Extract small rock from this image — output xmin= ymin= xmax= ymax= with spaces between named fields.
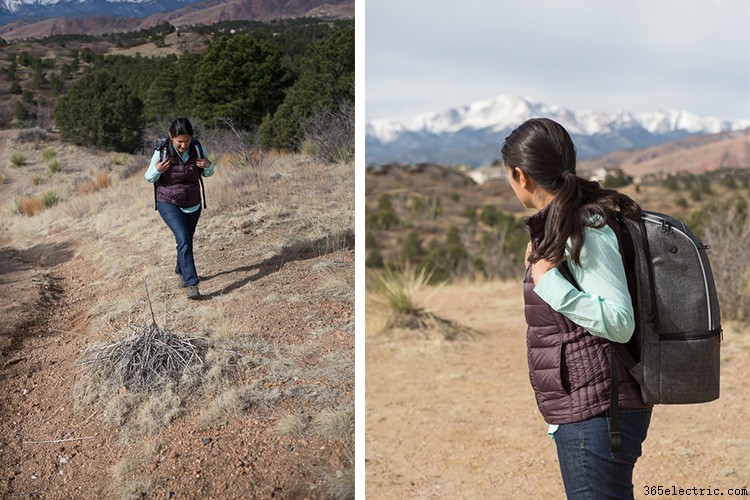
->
xmin=271 ymin=173 xmax=282 ymax=181
xmin=282 ymin=443 xmax=293 ymax=452
xmin=202 ymin=437 xmax=212 ymax=446
xmin=59 ymin=455 xmax=70 ymax=465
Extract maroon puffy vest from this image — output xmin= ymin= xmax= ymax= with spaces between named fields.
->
xmin=155 ymin=142 xmax=202 ymax=208
xmin=523 ymin=206 xmax=648 ymax=424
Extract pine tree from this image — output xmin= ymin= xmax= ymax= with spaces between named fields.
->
xmin=193 ymin=35 xmax=289 ymax=130
xmin=54 ymin=70 xmax=144 ymax=153
xmin=260 ymin=27 xmax=354 ymax=150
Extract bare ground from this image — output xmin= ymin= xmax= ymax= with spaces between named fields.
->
xmin=0 ymin=130 xmax=354 ymax=498
xmin=366 ymin=281 xmax=750 ymax=499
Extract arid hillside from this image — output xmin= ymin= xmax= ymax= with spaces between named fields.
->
xmin=579 ymin=129 xmax=750 ymax=178
xmin=0 ymin=128 xmax=354 ymax=498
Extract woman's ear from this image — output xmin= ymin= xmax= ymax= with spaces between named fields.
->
xmin=515 ymin=168 xmax=530 ymax=189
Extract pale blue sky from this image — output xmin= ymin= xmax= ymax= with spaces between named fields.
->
xmin=365 ymin=0 xmax=750 ymax=121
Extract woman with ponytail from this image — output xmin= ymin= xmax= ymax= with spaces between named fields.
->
xmin=502 ymin=118 xmax=651 ymax=499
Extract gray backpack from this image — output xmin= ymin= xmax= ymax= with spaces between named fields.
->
xmin=617 ymin=210 xmax=721 ymax=405
xmin=562 ymin=210 xmax=722 ymax=451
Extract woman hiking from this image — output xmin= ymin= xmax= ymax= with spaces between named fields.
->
xmin=145 ymin=117 xmax=214 ymax=300
xmin=501 ymin=118 xmax=651 ymax=499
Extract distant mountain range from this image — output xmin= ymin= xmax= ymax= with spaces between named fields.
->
xmin=1 ymin=0 xmax=198 ymax=23
xmin=0 ymin=0 xmax=353 ymax=39
xmin=366 ymin=95 xmax=750 ymax=167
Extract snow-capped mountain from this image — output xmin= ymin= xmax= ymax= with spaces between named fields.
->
xmin=366 ymin=95 xmax=750 ymax=167
xmin=0 ymin=0 xmax=202 ymax=24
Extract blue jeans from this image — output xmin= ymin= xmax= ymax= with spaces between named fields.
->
xmin=156 ymin=202 xmax=201 ymax=287
xmin=554 ymin=409 xmax=652 ymax=499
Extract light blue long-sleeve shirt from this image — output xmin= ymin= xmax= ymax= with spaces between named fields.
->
xmin=533 ymin=224 xmax=635 ymax=439
xmin=534 ymin=224 xmax=635 ymax=344
xmin=145 ymin=141 xmax=214 ymax=213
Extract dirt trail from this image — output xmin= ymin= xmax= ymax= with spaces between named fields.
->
xmin=366 ymin=281 xmax=750 ymax=499
xmin=0 ymin=153 xmax=354 ymax=497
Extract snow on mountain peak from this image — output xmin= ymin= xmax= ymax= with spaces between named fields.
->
xmin=1 ymin=0 xmax=144 ymax=12
xmin=367 ymin=95 xmax=750 ymax=144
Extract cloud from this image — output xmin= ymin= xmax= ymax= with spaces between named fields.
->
xmin=366 ymin=0 xmax=750 ymax=121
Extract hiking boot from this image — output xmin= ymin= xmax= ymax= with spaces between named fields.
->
xmin=177 ymin=275 xmax=187 ymax=288
xmin=187 ymin=285 xmax=201 ymax=300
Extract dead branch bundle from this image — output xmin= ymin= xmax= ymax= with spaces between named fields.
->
xmin=76 ymin=321 xmax=206 ymax=392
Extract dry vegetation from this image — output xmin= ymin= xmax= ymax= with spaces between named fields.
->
xmin=0 ymin=127 xmax=354 ymax=498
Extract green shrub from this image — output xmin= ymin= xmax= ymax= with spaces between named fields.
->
xmin=400 ymin=231 xmax=425 ymax=263
xmin=41 ymin=190 xmax=61 ymax=207
xmin=365 ymin=248 xmax=384 ymax=268
xmin=48 ymin=159 xmax=62 ymax=174
xmin=366 ymin=194 xmax=400 ymax=230
xmin=41 ymin=148 xmax=57 ymax=161
xmin=10 ymin=153 xmax=26 ymax=166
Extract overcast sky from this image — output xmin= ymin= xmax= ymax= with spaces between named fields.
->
xmin=365 ymin=0 xmax=750 ymax=122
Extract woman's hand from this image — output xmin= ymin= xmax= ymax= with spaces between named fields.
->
xmin=195 ymin=158 xmax=210 ymax=169
xmin=531 ymin=258 xmax=557 ymax=284
xmin=155 ymin=158 xmax=171 ymax=173
xmin=526 ymin=242 xmax=557 ymax=284
xmin=525 ymin=242 xmax=532 ymax=268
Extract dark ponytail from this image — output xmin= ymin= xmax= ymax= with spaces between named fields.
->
xmin=501 ymin=118 xmax=641 ymax=265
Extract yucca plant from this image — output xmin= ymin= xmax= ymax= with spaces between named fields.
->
xmin=370 ymin=263 xmax=438 ymax=317
xmin=41 ymin=190 xmax=61 ymax=208
xmin=370 ymin=263 xmax=477 ymax=340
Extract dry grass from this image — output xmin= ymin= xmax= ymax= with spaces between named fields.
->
xmin=276 ymin=414 xmax=308 ymax=436
xmin=200 ymin=384 xmax=282 ymax=426
xmin=17 ymin=196 xmax=44 ymax=216
xmin=312 ymin=403 xmax=354 ymax=441
xmin=110 ymin=442 xmax=159 ymax=498
xmin=75 ymin=171 xmax=112 ymax=196
xmin=368 ymin=265 xmax=480 ymax=340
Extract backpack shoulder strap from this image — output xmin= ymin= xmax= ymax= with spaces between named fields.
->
xmin=191 ymin=139 xmax=207 ymax=209
xmin=192 ymin=139 xmax=204 ymax=159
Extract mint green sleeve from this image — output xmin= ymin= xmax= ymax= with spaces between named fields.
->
xmin=144 ymin=149 xmax=161 ymax=183
xmin=198 ymin=143 xmax=214 ymax=178
xmin=533 ymin=225 xmax=635 ymax=343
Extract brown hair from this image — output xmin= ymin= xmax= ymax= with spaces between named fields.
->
xmin=501 ymin=118 xmax=641 ymax=265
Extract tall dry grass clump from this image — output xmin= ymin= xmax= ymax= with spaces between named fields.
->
xmin=369 ymin=264 xmax=476 ymax=340
xmin=75 ymin=171 xmax=112 ymax=196
xmin=16 ymin=196 xmax=45 ymax=216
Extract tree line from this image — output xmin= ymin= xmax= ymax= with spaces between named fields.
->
xmin=2 ymin=19 xmax=353 ymax=157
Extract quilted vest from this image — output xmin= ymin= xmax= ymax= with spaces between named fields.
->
xmin=155 ymin=143 xmax=201 ymax=208
xmin=523 ymin=205 xmax=648 ymax=424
